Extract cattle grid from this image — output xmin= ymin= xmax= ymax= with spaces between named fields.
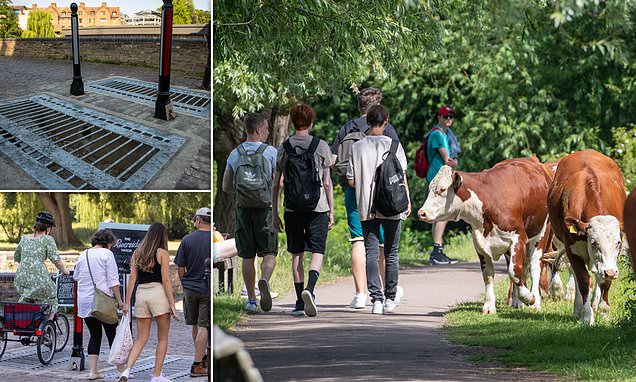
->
xmin=85 ymin=77 xmax=210 ymax=117
xmin=0 ymin=94 xmax=186 ymax=190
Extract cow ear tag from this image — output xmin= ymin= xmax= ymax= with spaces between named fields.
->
xmin=568 ymin=225 xmax=577 ymax=234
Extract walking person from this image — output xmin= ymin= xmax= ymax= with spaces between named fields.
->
xmin=347 ymin=105 xmax=411 ymax=314
xmin=272 ymin=103 xmax=334 ymax=317
xmin=73 ymin=229 xmax=125 ymax=380
xmin=175 ymin=208 xmax=211 ymax=377
xmin=426 ymin=105 xmax=460 ymax=265
xmin=117 ymin=223 xmax=179 ymax=382
xmin=222 ymin=112 xmax=279 ymax=313
xmin=14 ymin=211 xmax=70 ymax=318
xmin=331 ymin=87 xmax=402 ymax=308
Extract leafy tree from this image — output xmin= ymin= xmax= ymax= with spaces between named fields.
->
xmin=173 ymin=0 xmax=195 ymax=24
xmin=0 ymin=193 xmax=41 ymax=242
xmin=213 ymin=0 xmax=455 ymax=231
xmin=0 ymin=0 xmax=21 ymax=38
xmin=194 ymin=9 xmax=209 ymax=24
xmin=21 ymin=9 xmax=54 ymax=38
xmin=37 ymin=193 xmax=81 ymax=247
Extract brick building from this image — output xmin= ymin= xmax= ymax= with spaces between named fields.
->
xmin=29 ymin=2 xmax=121 ymax=33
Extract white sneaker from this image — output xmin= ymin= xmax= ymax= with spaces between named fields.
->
xmin=350 ymin=293 xmax=367 ymax=309
xmin=117 ymin=369 xmax=130 ymax=382
xmin=243 ymin=300 xmax=258 ymax=313
xmin=384 ymin=299 xmax=397 ymax=313
xmin=150 ymin=374 xmax=172 ymax=382
xmin=395 ymin=286 xmax=404 ymax=306
xmin=371 ymin=300 xmax=384 ymax=314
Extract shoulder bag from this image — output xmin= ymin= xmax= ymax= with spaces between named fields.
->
xmin=87 ymin=249 xmax=119 ymax=324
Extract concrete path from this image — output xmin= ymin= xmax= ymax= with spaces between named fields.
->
xmin=233 ymin=262 xmax=558 ymax=382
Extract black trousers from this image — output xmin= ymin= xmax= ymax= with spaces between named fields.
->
xmin=84 ymin=316 xmax=118 ymax=355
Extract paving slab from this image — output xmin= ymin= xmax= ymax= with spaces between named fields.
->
xmin=231 ymin=261 xmax=558 ymax=382
xmin=0 ymin=300 xmax=208 ymax=382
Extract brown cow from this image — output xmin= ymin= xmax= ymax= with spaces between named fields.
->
xmin=625 ymin=188 xmax=636 ymax=276
xmin=547 ymin=149 xmax=626 ymax=325
xmin=418 ymin=157 xmax=553 ymax=314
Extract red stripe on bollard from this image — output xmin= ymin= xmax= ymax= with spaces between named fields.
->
xmin=162 ymin=9 xmax=173 ymax=76
xmin=74 ymin=281 xmax=82 ymax=333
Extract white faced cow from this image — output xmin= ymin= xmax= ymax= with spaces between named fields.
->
xmin=419 ymin=157 xmax=553 ymax=314
xmin=547 ymin=149 xmax=626 ymax=325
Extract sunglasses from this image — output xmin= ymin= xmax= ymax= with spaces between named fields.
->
xmin=442 ymin=115 xmax=454 ymax=119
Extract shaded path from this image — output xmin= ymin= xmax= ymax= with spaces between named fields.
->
xmin=233 ymin=262 xmax=558 ymax=382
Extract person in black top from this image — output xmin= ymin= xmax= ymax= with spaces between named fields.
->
xmin=118 ymin=223 xmax=179 ymax=382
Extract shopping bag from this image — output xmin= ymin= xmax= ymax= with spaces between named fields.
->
xmin=108 ymin=313 xmax=134 ymax=365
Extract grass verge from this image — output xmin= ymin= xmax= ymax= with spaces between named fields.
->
xmin=444 ymin=255 xmax=636 ymax=382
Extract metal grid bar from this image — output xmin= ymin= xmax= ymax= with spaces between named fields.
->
xmin=86 ymin=77 xmax=210 ymax=117
xmin=0 ymin=94 xmax=186 ymax=190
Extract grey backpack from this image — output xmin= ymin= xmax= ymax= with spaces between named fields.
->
xmin=335 ymin=120 xmax=367 ymax=179
xmin=234 ymin=143 xmax=272 ymax=208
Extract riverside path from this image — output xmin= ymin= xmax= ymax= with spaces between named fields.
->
xmin=232 ymin=261 xmax=558 ymax=382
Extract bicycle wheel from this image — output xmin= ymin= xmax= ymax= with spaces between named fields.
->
xmin=0 ymin=331 xmax=7 ymax=359
xmin=37 ymin=321 xmax=56 ymax=365
xmin=53 ymin=313 xmax=70 ymax=352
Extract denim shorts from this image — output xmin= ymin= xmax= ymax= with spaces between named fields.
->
xmin=344 ymin=187 xmax=384 ymax=244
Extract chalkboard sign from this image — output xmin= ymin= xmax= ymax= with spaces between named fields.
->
xmin=98 ymin=223 xmax=150 ymax=274
xmin=56 ymin=270 xmax=75 ymax=307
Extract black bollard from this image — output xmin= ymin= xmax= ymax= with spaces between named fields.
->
xmin=69 ymin=280 xmax=85 ymax=371
xmin=204 ymin=257 xmax=211 ymax=382
xmin=155 ymin=0 xmax=176 ymax=120
xmin=69 ymin=3 xmax=84 ymax=96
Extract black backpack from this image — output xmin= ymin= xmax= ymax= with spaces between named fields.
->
xmin=373 ymin=140 xmax=409 ymax=216
xmin=282 ymin=136 xmax=322 ymax=211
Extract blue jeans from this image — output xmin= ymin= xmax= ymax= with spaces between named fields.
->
xmin=361 ymin=219 xmax=401 ymax=303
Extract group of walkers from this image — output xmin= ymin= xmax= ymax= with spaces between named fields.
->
xmin=12 ymin=208 xmax=212 ymax=381
xmin=222 ymin=87 xmax=463 ymax=316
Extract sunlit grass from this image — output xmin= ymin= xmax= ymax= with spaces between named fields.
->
xmin=444 ymin=255 xmax=636 ymax=381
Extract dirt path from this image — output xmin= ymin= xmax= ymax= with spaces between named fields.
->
xmin=232 ymin=261 xmax=559 ymax=382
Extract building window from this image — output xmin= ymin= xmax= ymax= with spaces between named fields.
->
xmin=100 ymin=18 xmax=106 ymax=23
xmin=101 ymin=11 xmax=105 ymax=15
xmin=79 ymin=11 xmax=82 ymax=15
xmin=112 ymin=12 xmax=117 ymax=17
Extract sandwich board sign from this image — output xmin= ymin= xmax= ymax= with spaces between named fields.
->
xmin=55 ymin=270 xmax=75 ymax=307
xmin=98 ymin=222 xmax=150 ymax=274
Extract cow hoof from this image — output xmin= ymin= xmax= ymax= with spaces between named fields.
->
xmin=482 ymin=304 xmax=497 ymax=314
xmin=597 ymin=301 xmax=610 ymax=316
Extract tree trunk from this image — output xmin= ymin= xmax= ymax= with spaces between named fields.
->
xmin=212 ymin=109 xmax=291 ymax=235
xmin=36 ymin=192 xmax=82 ymax=247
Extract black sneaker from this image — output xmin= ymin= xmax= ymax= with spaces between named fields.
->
xmin=441 ymin=252 xmax=459 ymax=264
xmin=429 ymin=248 xmax=451 ymax=265
xmin=291 ymin=300 xmax=305 ymax=316
xmin=301 ymin=289 xmax=317 ymax=317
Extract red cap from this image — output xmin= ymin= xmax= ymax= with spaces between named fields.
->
xmin=436 ymin=105 xmax=454 ymax=117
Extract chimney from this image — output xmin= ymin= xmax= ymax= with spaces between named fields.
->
xmin=31 ymin=3 xmax=37 ymax=9
xmin=51 ymin=2 xmax=56 ymax=7
xmin=101 ymin=2 xmax=107 ymax=7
